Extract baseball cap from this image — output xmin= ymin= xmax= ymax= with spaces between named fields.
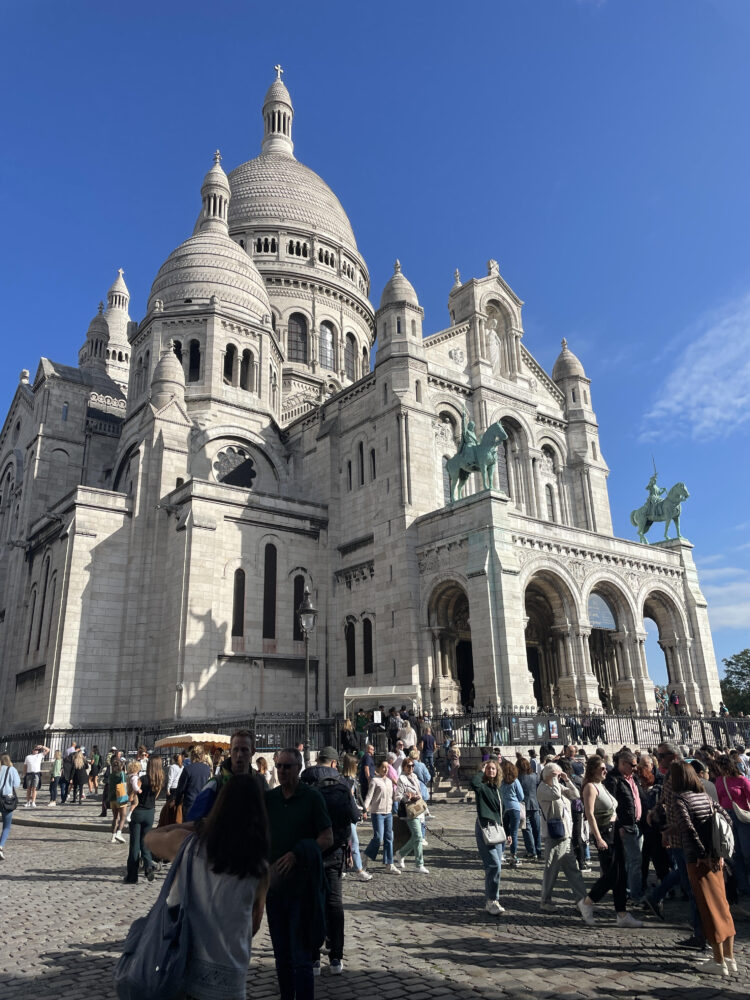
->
xmin=317 ymin=746 xmax=339 ymax=762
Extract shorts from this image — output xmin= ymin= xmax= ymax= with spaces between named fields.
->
xmin=24 ymin=773 xmax=41 ymax=790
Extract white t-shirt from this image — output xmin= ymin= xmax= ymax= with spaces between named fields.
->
xmin=24 ymin=752 xmax=45 ymax=774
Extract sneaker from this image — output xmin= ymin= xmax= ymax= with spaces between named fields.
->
xmin=386 ymin=863 xmax=401 ymax=874
xmin=421 ymin=839 xmax=429 ymax=847
xmin=485 ymin=899 xmax=505 ymax=915
xmin=701 ymin=960 xmax=728 ymax=978
xmin=23 ymin=802 xmax=30 ymax=808
xmin=354 ymin=869 xmax=373 ymax=882
xmin=111 ymin=834 xmax=119 ymax=844
xmin=47 ymin=801 xmax=56 ymax=807
xmin=643 ymin=895 xmax=665 ymax=922
xmin=114 ymin=831 xmax=126 ymax=844
xmin=579 ymin=865 xmax=593 ymax=874
xmin=540 ymin=901 xmax=556 ymax=912
xmin=312 ymin=961 xmax=321 ymax=977
xmin=330 ymin=961 xmax=343 ymax=975
xmin=725 ymin=958 xmax=738 ymax=974
xmin=0 ymin=846 xmax=4 ymax=860
xmin=415 ymin=865 xmax=429 ymax=874
xmin=677 ymin=935 xmax=706 ymax=951
xmin=394 ymin=853 xmax=406 ymax=870
xmin=616 ymin=912 xmax=644 ymax=928
xmin=693 ymin=951 xmax=711 ymax=964
xmin=576 ymin=899 xmax=596 ymax=926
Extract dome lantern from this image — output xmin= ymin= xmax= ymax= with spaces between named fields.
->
xmin=261 ymin=65 xmax=294 ymax=157
xmin=107 ymin=268 xmax=130 ymax=313
xmin=199 ymin=150 xmax=231 ymax=234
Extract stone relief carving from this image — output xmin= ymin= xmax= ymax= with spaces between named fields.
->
xmin=334 ymin=560 xmax=375 ymax=589
xmin=448 ymin=347 xmax=465 ymax=366
xmin=417 ymin=537 xmax=468 ymax=574
xmin=433 ymin=419 xmax=455 ymax=449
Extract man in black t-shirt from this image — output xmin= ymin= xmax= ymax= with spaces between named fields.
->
xmin=359 ymin=744 xmax=375 ymax=798
xmin=420 ymin=727 xmax=436 ymax=779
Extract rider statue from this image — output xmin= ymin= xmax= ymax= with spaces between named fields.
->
xmin=644 ymin=472 xmax=666 ymax=520
xmin=459 ymin=409 xmax=478 ymax=458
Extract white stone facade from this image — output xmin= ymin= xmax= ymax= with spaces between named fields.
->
xmin=0 ymin=72 xmax=722 ymax=736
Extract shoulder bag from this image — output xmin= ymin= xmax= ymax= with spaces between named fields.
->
xmin=1 ymin=766 xmax=19 ymax=814
xmin=722 ymin=777 xmax=750 ymax=824
xmin=406 ymin=797 xmax=427 ymax=819
xmin=539 ymin=792 xmax=566 ymax=840
xmin=481 ymin=787 xmax=507 ymax=845
xmin=114 ymin=834 xmax=195 ymax=1000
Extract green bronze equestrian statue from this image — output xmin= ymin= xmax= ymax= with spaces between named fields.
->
xmin=630 ymin=469 xmax=689 ymax=544
xmin=446 ymin=411 xmax=508 ymax=503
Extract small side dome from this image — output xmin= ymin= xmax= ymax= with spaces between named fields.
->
xmin=151 ymin=341 xmax=185 ymax=409
xmin=87 ymin=302 xmax=109 ymax=338
xmin=552 ymin=338 xmax=586 ymax=381
xmin=379 ymin=260 xmax=419 ymax=310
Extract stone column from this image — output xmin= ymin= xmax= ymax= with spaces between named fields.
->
xmin=553 ymin=626 xmax=578 ymax=708
xmin=611 ymin=630 xmax=638 ymax=710
xmin=575 ymin=627 xmax=602 ymax=709
xmin=530 ymin=452 xmax=544 ymax=519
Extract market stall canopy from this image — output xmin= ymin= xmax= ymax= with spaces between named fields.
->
xmin=153 ymin=732 xmax=231 ymax=750
xmin=343 ymin=685 xmax=420 ymax=718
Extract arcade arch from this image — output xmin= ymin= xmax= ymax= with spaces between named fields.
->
xmin=427 ymin=580 xmax=474 ymax=708
xmin=523 ymin=569 xmax=579 ymax=710
xmin=642 ymin=588 xmax=691 ymax=704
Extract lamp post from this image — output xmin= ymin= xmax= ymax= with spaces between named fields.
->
xmin=297 ymin=585 xmax=318 ymax=768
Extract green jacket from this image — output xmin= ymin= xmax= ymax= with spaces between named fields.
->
xmin=470 ymin=771 xmax=503 ymax=825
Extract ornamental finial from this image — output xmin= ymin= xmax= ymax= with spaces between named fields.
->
xmin=213 ymin=149 xmax=222 ymax=165
xmin=274 ymin=64 xmax=283 ymax=80
xmin=394 ymin=259 xmax=401 ymax=274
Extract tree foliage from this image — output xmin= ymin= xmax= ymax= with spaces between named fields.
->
xmin=720 ymin=649 xmax=750 ymax=715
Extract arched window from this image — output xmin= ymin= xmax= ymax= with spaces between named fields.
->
xmin=45 ymin=574 xmax=57 ymax=649
xmin=345 ymin=333 xmax=356 ymax=381
xmin=442 ymin=456 xmax=451 ymax=506
xmin=223 ymin=344 xmax=237 ymax=385
xmin=36 ymin=556 xmax=51 ymax=650
xmin=232 ymin=569 xmax=245 ymax=637
xmin=363 ymin=619 xmax=373 ymax=674
xmin=293 ymin=574 xmax=305 ymax=641
xmin=61 ymin=402 xmax=68 ymax=422
xmin=415 ymin=380 xmax=422 ymax=403
xmin=240 ymin=350 xmax=254 ymax=392
xmin=188 ymin=340 xmax=201 ymax=382
xmin=370 ymin=449 xmax=376 ymax=481
xmin=172 ymin=340 xmax=183 ymax=363
xmin=345 ymin=621 xmax=356 ymax=676
xmin=319 ymin=322 xmax=335 ymax=370
xmin=288 ymin=313 xmax=308 ymax=364
xmin=362 ymin=346 xmax=369 ymax=373
xmin=592 ymin=441 xmax=598 ymax=459
xmin=545 ymin=484 xmax=556 ymax=523
xmin=26 ymin=588 xmax=37 ymax=655
xmin=347 ymin=461 xmax=352 ymax=492
xmin=358 ymin=442 xmax=364 ymax=486
xmin=263 ymin=543 xmax=277 ymax=639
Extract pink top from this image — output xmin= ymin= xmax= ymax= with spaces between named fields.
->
xmin=716 ymin=775 xmax=750 ymax=813
xmin=625 ymin=773 xmax=642 ymax=821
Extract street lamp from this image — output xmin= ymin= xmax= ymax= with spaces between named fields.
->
xmin=297 ymin=585 xmax=318 ymax=768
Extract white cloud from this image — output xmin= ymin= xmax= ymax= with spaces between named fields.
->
xmin=704 ymin=575 xmax=750 ymax=630
xmin=698 ymin=566 xmax=748 ymax=581
xmin=640 ymin=292 xmax=750 ymax=441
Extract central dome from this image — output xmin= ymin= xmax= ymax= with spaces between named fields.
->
xmin=228 ymin=153 xmax=358 ymax=256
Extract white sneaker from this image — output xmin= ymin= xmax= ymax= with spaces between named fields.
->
xmin=0 ymin=846 xmax=5 ymax=860
xmin=577 ymin=899 xmax=596 ymax=925
xmin=616 ymin=912 xmax=643 ymax=928
xmin=701 ymin=960 xmax=728 ymax=978
xmin=330 ymin=961 xmax=343 ymax=975
xmin=354 ymin=869 xmax=373 ymax=881
xmin=415 ymin=865 xmax=429 ymax=874
xmin=421 ymin=839 xmax=429 ymax=847
xmin=386 ymin=863 xmax=401 ymax=874
xmin=725 ymin=958 xmax=738 ymax=974
xmin=111 ymin=834 xmax=118 ymax=844
xmin=312 ymin=961 xmax=321 ymax=978
xmin=394 ymin=853 xmax=405 ymax=870
xmin=485 ymin=899 xmax=505 ymax=915
xmin=114 ymin=831 xmax=126 ymax=844
xmin=31 ymin=802 xmax=37 ymax=808
xmin=47 ymin=802 xmax=56 ymax=808
xmin=24 ymin=803 xmax=30 ymax=808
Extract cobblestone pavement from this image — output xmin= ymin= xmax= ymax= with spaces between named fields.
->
xmin=2 ymin=799 xmax=749 ymax=999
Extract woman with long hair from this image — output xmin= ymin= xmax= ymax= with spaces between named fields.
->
xmin=254 ymin=757 xmax=270 ymax=785
xmin=124 ymin=753 xmax=164 ymax=883
xmin=499 ymin=761 xmax=525 ymax=867
xmin=517 ymin=755 xmax=542 ymax=860
xmin=340 ymin=753 xmax=371 ymax=881
xmin=672 ymin=760 xmax=736 ymax=977
xmin=578 ymin=754 xmax=640 ymax=927
xmin=48 ymin=750 xmax=62 ymax=807
xmin=363 ymin=759 xmax=399 ymax=872
xmin=0 ymin=753 xmax=21 ymax=860
xmin=108 ymin=753 xmax=128 ymax=844
xmin=143 ymin=774 xmax=270 ymax=1000
xmin=71 ymin=750 xmax=87 ymax=804
xmin=88 ymin=745 xmax=102 ymax=794
xmin=470 ymin=758 xmax=506 ymax=915
xmin=340 ymin=718 xmax=358 ymax=754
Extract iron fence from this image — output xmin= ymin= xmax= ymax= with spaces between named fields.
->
xmin=0 ymin=713 xmax=342 ymax=762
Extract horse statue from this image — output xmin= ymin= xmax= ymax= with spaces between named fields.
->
xmin=446 ymin=420 xmax=508 ymax=503
xmin=630 ymin=481 xmax=690 ymax=544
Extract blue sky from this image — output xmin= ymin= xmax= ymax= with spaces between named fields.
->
xmin=1 ymin=1 xmax=749 ymax=686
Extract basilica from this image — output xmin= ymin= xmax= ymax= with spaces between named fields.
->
xmin=0 ymin=71 xmax=722 ymax=738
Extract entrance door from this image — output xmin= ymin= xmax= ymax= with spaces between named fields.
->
xmin=456 ymin=640 xmax=474 ymax=708
xmin=526 ymin=646 xmax=543 ymax=707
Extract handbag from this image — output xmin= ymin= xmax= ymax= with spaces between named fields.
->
xmin=722 ymin=777 xmax=750 ymax=824
xmin=406 ymin=797 xmax=427 ymax=819
xmin=481 ymin=822 xmax=507 ymax=845
xmin=113 ymin=834 xmax=195 ymax=1000
xmin=115 ymin=775 xmax=129 ymax=806
xmin=1 ymin=767 xmax=18 ymax=813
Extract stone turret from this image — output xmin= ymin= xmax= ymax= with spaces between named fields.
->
xmin=375 ymin=260 xmax=425 ymax=365
xmin=261 ymin=65 xmax=294 ymax=156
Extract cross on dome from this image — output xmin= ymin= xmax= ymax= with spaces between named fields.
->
xmin=394 ymin=259 xmax=401 ymax=273
xmin=274 ymin=64 xmax=283 ymax=80
xmin=214 ymin=150 xmax=222 ymax=164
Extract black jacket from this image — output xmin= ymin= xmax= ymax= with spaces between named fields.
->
xmin=604 ymin=768 xmax=643 ymax=830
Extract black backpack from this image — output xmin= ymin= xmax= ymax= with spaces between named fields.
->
xmin=309 ymin=774 xmax=356 ymax=853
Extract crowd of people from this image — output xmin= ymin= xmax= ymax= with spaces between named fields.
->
xmin=2 ymin=712 xmax=750 ymax=992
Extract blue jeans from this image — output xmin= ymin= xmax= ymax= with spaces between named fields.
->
xmin=266 ymin=892 xmax=314 ymax=1000
xmin=475 ymin=819 xmax=504 ymax=901
xmin=620 ymin=827 xmax=644 ymax=901
xmin=731 ymin=815 xmax=750 ymax=897
xmin=0 ymin=808 xmax=13 ymax=848
xmin=365 ymin=812 xmax=393 ymax=865
xmin=423 ymin=752 xmax=435 ymax=779
xmin=49 ymin=777 xmax=59 ymax=803
xmin=522 ymin=809 xmax=542 ymax=857
xmin=350 ymin=822 xmax=363 ymax=871
xmin=503 ymin=808 xmax=521 ymax=856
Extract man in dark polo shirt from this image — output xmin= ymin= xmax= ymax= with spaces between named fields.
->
xmin=266 ymin=747 xmax=332 ymax=999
